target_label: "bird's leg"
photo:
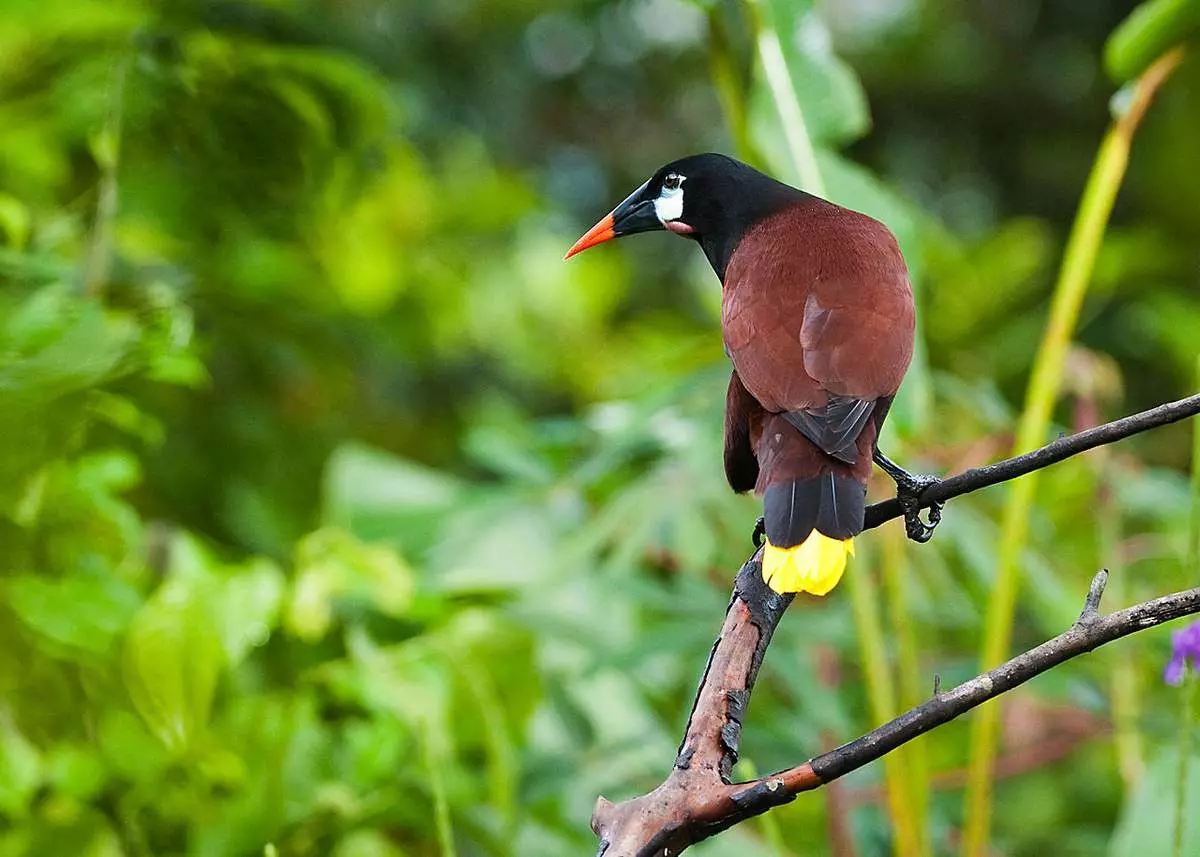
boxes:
[873,449,943,543]
[752,516,765,548]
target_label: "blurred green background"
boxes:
[3,1,1200,855]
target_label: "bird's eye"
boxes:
[662,173,682,191]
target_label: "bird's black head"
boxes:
[565,153,806,278]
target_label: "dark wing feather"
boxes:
[781,395,876,464]
[724,369,762,492]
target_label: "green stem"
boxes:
[1102,474,1144,790]
[708,10,764,169]
[743,0,826,196]
[881,525,930,856]
[1178,356,1200,857]
[1189,353,1200,582]
[83,54,128,297]
[422,717,458,857]
[960,48,1184,857]
[1175,679,1195,857]
[847,543,922,856]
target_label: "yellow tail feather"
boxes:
[762,533,855,596]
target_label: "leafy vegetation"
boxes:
[2,1,1200,856]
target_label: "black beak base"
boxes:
[609,180,663,238]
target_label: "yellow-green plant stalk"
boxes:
[1174,678,1195,857]
[881,524,931,856]
[960,48,1184,857]
[1101,470,1145,790]
[1189,354,1200,581]
[708,10,764,169]
[423,716,458,857]
[1176,378,1200,857]
[847,543,923,857]
[83,55,128,297]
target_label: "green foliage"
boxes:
[1105,0,1200,82]
[2,1,1200,856]
[1109,751,1200,856]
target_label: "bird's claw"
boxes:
[893,470,941,542]
[899,492,942,543]
[875,450,943,543]
[752,516,765,548]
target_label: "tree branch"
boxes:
[591,393,1200,857]
[593,568,1200,857]
[864,392,1200,531]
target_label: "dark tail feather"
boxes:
[760,473,865,595]
[762,472,865,549]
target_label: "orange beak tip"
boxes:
[564,213,616,261]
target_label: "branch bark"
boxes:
[591,394,1200,857]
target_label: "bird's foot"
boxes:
[898,486,942,543]
[874,449,943,543]
[752,516,765,549]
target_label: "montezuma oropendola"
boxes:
[566,153,937,596]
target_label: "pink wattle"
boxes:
[666,221,696,235]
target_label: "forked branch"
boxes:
[594,566,1200,857]
[592,394,1200,857]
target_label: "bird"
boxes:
[565,153,936,596]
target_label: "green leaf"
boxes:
[6,572,140,657]
[96,710,169,785]
[88,125,118,171]
[1105,0,1200,83]
[323,443,462,543]
[463,422,554,485]
[1109,749,1200,856]
[431,501,562,593]
[759,1,870,145]
[86,391,165,444]
[255,46,390,149]
[0,717,41,818]
[286,528,414,641]
[0,193,30,248]
[158,530,290,667]
[0,295,137,406]
[334,830,408,857]
[45,743,108,801]
[122,573,224,754]
[211,556,286,666]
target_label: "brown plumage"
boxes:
[722,199,915,494]
[566,153,917,595]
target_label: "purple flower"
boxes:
[1164,622,1200,686]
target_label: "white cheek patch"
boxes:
[654,185,685,223]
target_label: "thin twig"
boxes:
[864,393,1200,531]
[740,572,1200,801]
